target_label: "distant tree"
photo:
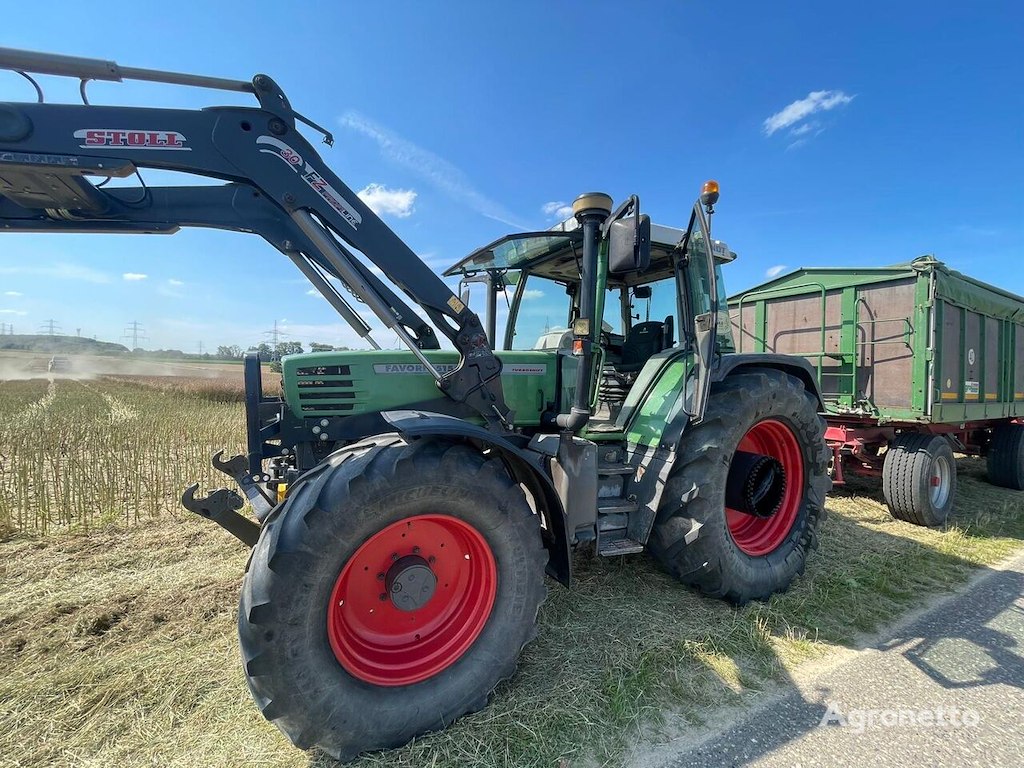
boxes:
[216,344,243,359]
[275,341,304,358]
[309,342,334,353]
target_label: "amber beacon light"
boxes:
[700,179,720,207]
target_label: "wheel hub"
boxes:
[386,555,437,612]
[327,514,498,686]
[725,419,805,556]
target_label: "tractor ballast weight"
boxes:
[0,48,830,761]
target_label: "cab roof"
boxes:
[444,219,736,287]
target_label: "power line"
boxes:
[122,320,148,351]
[39,319,60,336]
[262,319,289,346]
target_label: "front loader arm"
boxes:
[0,182,438,351]
[0,48,510,426]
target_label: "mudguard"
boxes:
[713,353,825,410]
[380,410,572,586]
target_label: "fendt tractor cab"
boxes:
[446,211,738,431]
[0,48,829,761]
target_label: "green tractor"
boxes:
[0,49,829,761]
[237,190,830,757]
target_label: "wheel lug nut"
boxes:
[376,572,385,581]
[428,555,436,564]
[391,553,399,562]
[379,593,387,601]
[412,546,420,554]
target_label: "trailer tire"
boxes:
[987,422,1024,490]
[882,433,956,525]
[238,435,546,761]
[649,370,829,604]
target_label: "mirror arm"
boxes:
[601,194,639,237]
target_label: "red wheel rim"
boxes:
[726,419,804,556]
[327,514,497,686]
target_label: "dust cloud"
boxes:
[0,353,227,382]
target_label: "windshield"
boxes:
[506,274,572,350]
[444,232,581,275]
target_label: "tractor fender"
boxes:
[379,410,572,586]
[713,354,825,410]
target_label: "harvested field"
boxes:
[1,375,1022,767]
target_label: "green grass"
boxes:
[1,377,1022,767]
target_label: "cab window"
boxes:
[507,274,572,350]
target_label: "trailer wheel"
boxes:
[987,422,1024,490]
[649,370,830,604]
[882,433,957,525]
[238,436,546,761]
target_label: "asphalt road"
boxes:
[654,549,1024,768]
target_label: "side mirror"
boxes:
[633,285,652,300]
[608,214,651,275]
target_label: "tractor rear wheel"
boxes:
[238,436,546,761]
[648,370,830,604]
[986,422,1024,490]
[882,433,956,526]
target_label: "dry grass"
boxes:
[0,378,247,536]
[102,371,281,402]
[1,377,1023,767]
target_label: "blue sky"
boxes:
[1,1,1021,350]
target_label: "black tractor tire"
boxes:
[882,432,957,526]
[987,422,1024,490]
[238,435,547,761]
[648,369,830,604]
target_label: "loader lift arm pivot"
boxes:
[0,47,511,427]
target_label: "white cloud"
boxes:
[541,201,574,220]
[789,121,820,137]
[0,309,28,315]
[763,90,854,136]
[522,289,545,300]
[340,111,527,228]
[0,262,110,283]
[4,291,22,297]
[158,279,185,299]
[766,265,788,278]
[357,183,417,218]
[122,272,148,281]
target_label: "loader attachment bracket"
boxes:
[181,484,260,547]
[212,449,275,520]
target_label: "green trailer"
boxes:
[729,256,1024,524]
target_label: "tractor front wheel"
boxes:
[238,436,546,761]
[649,370,830,603]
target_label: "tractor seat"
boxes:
[614,320,668,374]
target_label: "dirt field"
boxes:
[1,373,1022,767]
